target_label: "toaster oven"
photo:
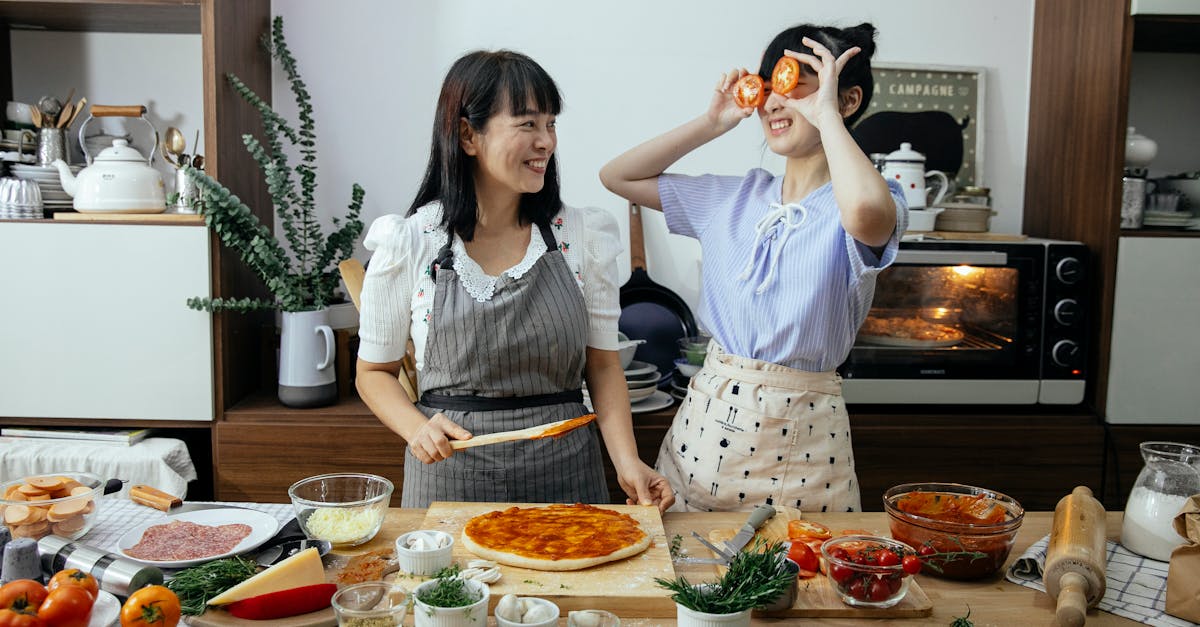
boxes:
[840,239,1088,404]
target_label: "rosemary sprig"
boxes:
[950,606,975,626]
[417,565,481,609]
[668,534,683,559]
[165,556,259,615]
[656,538,794,614]
[917,537,988,574]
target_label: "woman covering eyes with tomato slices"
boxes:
[600,23,907,514]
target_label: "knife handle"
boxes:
[742,504,776,534]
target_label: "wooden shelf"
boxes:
[0,1,201,34]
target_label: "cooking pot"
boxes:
[51,104,165,213]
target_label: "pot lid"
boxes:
[94,139,148,163]
[884,142,925,163]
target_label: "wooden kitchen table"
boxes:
[352,509,1142,626]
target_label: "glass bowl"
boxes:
[288,473,393,547]
[332,581,409,627]
[820,535,915,608]
[676,335,711,366]
[0,471,103,540]
[883,482,1024,580]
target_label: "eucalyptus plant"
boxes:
[185,15,364,314]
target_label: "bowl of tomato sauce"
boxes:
[883,482,1024,580]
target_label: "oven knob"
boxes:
[1055,257,1082,285]
[1054,299,1080,326]
[1051,339,1081,368]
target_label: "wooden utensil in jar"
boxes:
[66,98,86,129]
[56,102,73,128]
[449,414,597,450]
[1045,485,1107,627]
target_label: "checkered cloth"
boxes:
[79,496,295,555]
[1006,534,1198,626]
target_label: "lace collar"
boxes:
[448,227,549,302]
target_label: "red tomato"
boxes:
[119,586,180,627]
[47,571,97,601]
[37,587,94,627]
[917,544,937,557]
[902,554,922,575]
[829,562,855,585]
[876,549,901,567]
[771,56,801,94]
[847,577,867,600]
[787,519,832,540]
[867,577,893,602]
[732,74,765,109]
[0,609,45,627]
[786,541,820,572]
[0,581,48,615]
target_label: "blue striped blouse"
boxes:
[659,169,908,372]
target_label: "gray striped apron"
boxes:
[401,221,609,507]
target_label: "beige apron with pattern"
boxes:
[655,342,861,513]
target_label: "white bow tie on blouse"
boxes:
[739,201,809,295]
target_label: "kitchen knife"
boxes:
[723,504,777,555]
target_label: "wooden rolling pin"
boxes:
[1045,485,1107,627]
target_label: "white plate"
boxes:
[89,591,120,627]
[626,377,659,390]
[631,390,675,414]
[117,507,280,568]
[622,360,657,377]
[628,385,657,401]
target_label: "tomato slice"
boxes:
[787,519,832,541]
[733,74,766,109]
[786,540,820,573]
[771,56,801,94]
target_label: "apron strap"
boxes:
[420,389,583,411]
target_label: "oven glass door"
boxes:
[841,247,1041,379]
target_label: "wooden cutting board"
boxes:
[706,506,933,618]
[416,501,676,617]
[189,607,334,627]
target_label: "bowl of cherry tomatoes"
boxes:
[883,482,1024,580]
[819,535,920,609]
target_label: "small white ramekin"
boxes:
[394,530,454,576]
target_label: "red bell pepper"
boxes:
[224,584,337,620]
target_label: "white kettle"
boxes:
[51,104,166,214]
[881,142,949,209]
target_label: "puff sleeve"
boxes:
[579,206,622,351]
[357,214,414,363]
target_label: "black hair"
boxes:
[757,23,877,127]
[408,49,563,240]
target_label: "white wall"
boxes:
[11,1,1035,318]
[268,0,1033,314]
[1127,52,1200,178]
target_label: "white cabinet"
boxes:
[1132,0,1200,15]
[1105,237,1200,424]
[0,222,213,421]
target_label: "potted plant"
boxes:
[183,16,364,408]
[656,539,795,627]
[412,566,490,626]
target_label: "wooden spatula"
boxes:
[450,414,597,450]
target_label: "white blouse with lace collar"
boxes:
[357,202,623,370]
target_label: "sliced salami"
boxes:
[124,520,253,561]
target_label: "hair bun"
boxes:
[845,22,878,58]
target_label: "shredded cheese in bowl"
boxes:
[304,506,385,545]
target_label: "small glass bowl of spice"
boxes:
[332,582,409,627]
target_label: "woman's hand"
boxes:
[705,68,757,133]
[616,461,676,512]
[783,37,861,131]
[406,412,472,464]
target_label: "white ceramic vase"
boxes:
[675,604,752,627]
[412,579,490,627]
[278,307,337,408]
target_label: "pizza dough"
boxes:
[858,316,964,347]
[461,504,651,571]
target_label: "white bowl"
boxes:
[906,207,944,232]
[394,530,454,576]
[615,332,643,369]
[6,102,34,126]
[628,385,657,401]
[413,578,489,627]
[674,357,701,377]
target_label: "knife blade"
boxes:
[723,504,777,555]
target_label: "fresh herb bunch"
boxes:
[950,606,975,626]
[185,15,364,314]
[917,537,988,574]
[655,538,794,614]
[166,556,258,615]
[416,565,481,609]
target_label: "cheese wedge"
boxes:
[207,547,325,606]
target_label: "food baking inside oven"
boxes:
[854,265,1018,355]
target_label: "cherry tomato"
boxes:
[847,577,868,600]
[867,577,894,602]
[732,74,765,109]
[47,571,97,601]
[902,554,923,575]
[917,544,937,557]
[876,549,901,567]
[771,56,801,94]
[887,575,905,594]
[828,546,851,562]
[787,541,820,572]
[37,587,94,627]
[0,609,45,627]
[0,581,47,615]
[829,562,855,585]
[120,586,180,627]
[787,519,832,540]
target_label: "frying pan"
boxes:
[618,203,698,378]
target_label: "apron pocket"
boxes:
[403,450,510,505]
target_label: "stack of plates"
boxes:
[10,163,81,214]
[1142,210,1196,229]
[582,360,676,414]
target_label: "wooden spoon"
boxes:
[449,414,597,450]
[65,98,86,128]
[30,107,41,129]
[56,102,73,128]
